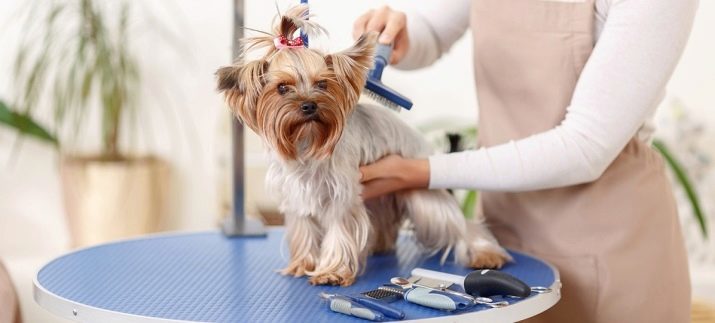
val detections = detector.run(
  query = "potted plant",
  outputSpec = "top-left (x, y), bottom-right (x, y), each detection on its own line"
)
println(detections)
top-left (10, 0), bottom-right (168, 247)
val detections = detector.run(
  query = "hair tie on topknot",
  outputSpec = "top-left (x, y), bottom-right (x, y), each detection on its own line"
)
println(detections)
top-left (274, 35), bottom-right (305, 50)
top-left (239, 4), bottom-right (327, 58)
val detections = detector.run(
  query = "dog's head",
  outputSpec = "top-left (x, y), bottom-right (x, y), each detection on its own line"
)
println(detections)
top-left (216, 5), bottom-right (375, 161)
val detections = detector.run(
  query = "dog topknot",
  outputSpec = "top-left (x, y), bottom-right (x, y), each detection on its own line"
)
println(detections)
top-left (240, 4), bottom-right (328, 59)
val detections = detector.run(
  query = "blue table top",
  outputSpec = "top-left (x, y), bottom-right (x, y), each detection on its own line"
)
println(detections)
top-left (36, 228), bottom-right (556, 322)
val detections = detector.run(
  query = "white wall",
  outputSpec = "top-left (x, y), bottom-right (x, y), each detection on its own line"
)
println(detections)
top-left (1, 0), bottom-right (714, 321)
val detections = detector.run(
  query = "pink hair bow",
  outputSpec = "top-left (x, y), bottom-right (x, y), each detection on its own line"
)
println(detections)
top-left (274, 35), bottom-right (305, 49)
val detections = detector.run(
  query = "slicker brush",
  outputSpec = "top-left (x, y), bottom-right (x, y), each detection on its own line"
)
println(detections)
top-left (363, 44), bottom-right (413, 111)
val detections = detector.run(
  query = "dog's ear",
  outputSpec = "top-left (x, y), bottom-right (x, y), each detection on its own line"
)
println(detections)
top-left (215, 59), bottom-right (268, 130)
top-left (324, 32), bottom-right (376, 105)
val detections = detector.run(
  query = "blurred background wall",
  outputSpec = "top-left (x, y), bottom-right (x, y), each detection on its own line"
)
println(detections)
top-left (0, 0), bottom-right (713, 321)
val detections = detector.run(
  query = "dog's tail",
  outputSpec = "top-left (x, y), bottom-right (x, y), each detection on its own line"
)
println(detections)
top-left (398, 189), bottom-right (511, 266)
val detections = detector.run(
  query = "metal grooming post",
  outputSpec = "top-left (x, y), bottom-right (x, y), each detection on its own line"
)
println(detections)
top-left (222, 0), bottom-right (267, 237)
top-left (300, 0), bottom-right (308, 46)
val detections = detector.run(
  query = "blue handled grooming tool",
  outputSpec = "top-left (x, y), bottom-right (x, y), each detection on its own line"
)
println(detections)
top-left (298, 0), bottom-right (410, 111)
top-left (358, 289), bottom-right (406, 319)
top-left (363, 44), bottom-right (413, 111)
top-left (378, 283), bottom-right (473, 312)
top-left (404, 287), bottom-right (474, 311)
top-left (320, 292), bottom-right (387, 321)
top-left (406, 275), bottom-right (511, 308)
top-left (389, 277), bottom-right (511, 311)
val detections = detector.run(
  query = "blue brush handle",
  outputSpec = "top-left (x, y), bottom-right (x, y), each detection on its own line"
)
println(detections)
top-left (327, 295), bottom-right (386, 321)
top-left (350, 294), bottom-right (405, 320)
top-left (404, 287), bottom-right (473, 311)
top-left (369, 43), bottom-right (392, 81)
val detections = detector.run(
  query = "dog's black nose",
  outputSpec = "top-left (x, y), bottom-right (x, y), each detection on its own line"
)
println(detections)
top-left (301, 101), bottom-right (318, 115)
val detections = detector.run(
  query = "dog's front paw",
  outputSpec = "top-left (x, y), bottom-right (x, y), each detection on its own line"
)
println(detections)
top-left (469, 249), bottom-right (510, 269)
top-left (281, 260), bottom-right (315, 277)
top-left (309, 271), bottom-right (356, 286)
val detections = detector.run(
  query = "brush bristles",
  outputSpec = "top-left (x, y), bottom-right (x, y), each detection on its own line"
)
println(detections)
top-left (363, 89), bottom-right (403, 112)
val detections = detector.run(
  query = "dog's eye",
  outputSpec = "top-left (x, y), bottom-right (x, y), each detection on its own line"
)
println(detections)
top-left (277, 83), bottom-right (289, 95)
top-left (316, 80), bottom-right (328, 90)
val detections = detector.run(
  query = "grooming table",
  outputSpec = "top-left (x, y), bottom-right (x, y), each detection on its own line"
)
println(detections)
top-left (34, 228), bottom-right (560, 322)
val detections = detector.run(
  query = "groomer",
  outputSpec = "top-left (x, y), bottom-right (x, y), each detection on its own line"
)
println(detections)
top-left (355, 0), bottom-right (698, 322)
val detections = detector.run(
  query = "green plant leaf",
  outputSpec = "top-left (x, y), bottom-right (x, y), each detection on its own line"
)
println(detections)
top-left (11, 0), bottom-right (141, 157)
top-left (0, 99), bottom-right (58, 146)
top-left (461, 190), bottom-right (478, 220)
top-left (653, 139), bottom-right (708, 239)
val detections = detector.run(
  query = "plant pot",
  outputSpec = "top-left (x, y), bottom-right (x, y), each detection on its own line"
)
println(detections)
top-left (60, 155), bottom-right (169, 247)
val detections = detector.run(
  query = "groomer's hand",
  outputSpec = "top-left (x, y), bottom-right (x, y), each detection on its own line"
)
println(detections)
top-left (360, 155), bottom-right (430, 200)
top-left (353, 6), bottom-right (409, 65)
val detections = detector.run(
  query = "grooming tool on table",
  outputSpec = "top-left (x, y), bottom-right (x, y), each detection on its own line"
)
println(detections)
top-left (410, 276), bottom-right (509, 308)
top-left (393, 278), bottom-right (509, 309)
top-left (407, 275), bottom-right (453, 289)
top-left (360, 286), bottom-right (405, 319)
top-left (353, 290), bottom-right (405, 320)
top-left (363, 43), bottom-right (413, 111)
top-left (412, 268), bottom-right (550, 298)
top-left (361, 288), bottom-right (402, 303)
top-left (388, 277), bottom-right (478, 311)
top-left (319, 292), bottom-right (387, 321)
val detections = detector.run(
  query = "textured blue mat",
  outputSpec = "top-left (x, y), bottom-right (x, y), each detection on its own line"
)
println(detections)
top-left (37, 229), bottom-right (555, 322)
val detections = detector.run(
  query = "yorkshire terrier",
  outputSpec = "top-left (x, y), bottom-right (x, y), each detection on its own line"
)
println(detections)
top-left (216, 5), bottom-right (509, 286)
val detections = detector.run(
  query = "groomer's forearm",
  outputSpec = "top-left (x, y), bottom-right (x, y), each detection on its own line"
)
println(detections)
top-left (428, 0), bottom-right (697, 192)
top-left (403, 158), bottom-right (431, 189)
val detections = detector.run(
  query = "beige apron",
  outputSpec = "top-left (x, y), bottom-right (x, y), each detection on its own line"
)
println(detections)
top-left (470, 0), bottom-right (691, 322)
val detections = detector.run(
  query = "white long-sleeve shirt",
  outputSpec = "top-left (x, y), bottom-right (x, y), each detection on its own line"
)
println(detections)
top-left (397, 0), bottom-right (698, 191)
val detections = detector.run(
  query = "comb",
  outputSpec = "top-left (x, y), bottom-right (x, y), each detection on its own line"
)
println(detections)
top-left (361, 286), bottom-right (403, 302)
